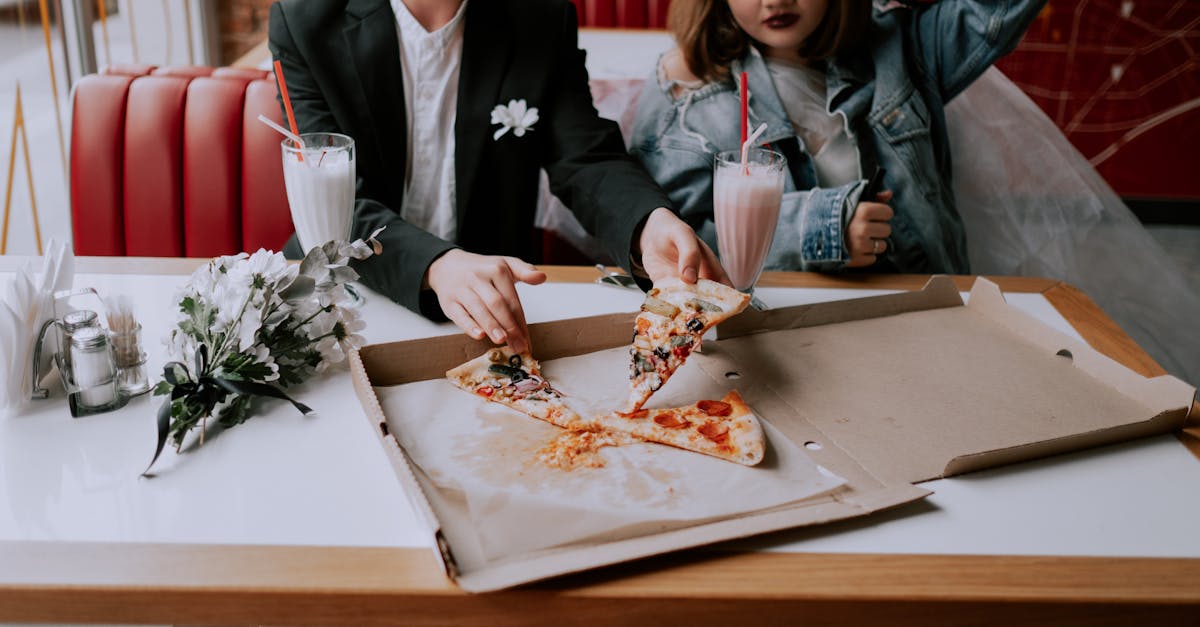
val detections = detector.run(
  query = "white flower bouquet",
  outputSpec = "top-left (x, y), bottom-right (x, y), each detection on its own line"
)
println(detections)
top-left (144, 231), bottom-right (383, 474)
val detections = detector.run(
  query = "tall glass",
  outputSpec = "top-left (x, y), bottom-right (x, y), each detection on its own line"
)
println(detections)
top-left (713, 148), bottom-right (786, 302)
top-left (280, 132), bottom-right (356, 253)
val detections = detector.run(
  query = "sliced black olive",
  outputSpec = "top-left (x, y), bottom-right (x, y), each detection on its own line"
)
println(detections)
top-left (686, 317), bottom-right (704, 333)
top-left (488, 363), bottom-right (528, 381)
top-left (653, 346), bottom-right (670, 360)
top-left (508, 354), bottom-right (522, 367)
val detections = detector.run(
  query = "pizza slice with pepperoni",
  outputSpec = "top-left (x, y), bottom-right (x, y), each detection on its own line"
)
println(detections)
top-left (593, 390), bottom-right (764, 466)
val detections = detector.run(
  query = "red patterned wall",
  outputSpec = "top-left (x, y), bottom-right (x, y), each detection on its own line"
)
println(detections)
top-left (996, 0), bottom-right (1199, 200)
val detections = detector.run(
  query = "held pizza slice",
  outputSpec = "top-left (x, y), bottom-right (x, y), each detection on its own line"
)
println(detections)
top-left (624, 278), bottom-right (750, 412)
top-left (446, 346), bottom-right (585, 429)
top-left (593, 390), bottom-right (765, 466)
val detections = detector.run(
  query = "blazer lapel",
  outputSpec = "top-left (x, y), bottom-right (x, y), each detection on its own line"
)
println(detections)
top-left (455, 1), bottom-right (513, 226)
top-left (343, 0), bottom-right (407, 198)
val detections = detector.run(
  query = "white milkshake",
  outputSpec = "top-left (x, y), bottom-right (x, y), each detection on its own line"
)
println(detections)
top-left (713, 148), bottom-right (786, 292)
top-left (281, 133), bottom-right (356, 252)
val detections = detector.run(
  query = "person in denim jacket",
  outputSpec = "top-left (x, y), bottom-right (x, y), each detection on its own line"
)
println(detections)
top-left (630, 0), bottom-right (1046, 273)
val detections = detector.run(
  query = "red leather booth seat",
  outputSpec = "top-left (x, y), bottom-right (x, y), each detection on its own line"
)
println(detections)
top-left (70, 65), bottom-right (294, 257)
top-left (70, 65), bottom-right (594, 263)
top-left (572, 0), bottom-right (670, 27)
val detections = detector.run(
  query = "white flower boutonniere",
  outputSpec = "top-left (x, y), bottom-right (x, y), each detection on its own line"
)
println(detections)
top-left (490, 99), bottom-right (539, 140)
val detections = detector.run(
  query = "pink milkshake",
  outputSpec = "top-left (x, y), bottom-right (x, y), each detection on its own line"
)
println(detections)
top-left (713, 148), bottom-right (786, 292)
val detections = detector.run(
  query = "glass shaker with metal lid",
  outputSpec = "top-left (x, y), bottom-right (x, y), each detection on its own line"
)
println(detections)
top-left (68, 326), bottom-right (120, 411)
top-left (59, 309), bottom-right (100, 370)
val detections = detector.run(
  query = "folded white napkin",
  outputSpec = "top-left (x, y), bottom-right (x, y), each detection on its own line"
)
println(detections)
top-left (0, 239), bottom-right (75, 417)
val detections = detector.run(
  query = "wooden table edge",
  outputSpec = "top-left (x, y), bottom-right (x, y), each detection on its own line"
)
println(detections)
top-left (1, 542), bottom-right (1197, 626)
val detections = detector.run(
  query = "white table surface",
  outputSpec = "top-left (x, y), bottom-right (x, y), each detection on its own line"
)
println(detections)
top-left (1, 268), bottom-right (1197, 560)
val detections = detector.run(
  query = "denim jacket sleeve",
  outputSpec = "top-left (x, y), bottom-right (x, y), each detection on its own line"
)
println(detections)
top-left (769, 182), bottom-right (863, 271)
top-left (912, 0), bottom-right (1048, 101)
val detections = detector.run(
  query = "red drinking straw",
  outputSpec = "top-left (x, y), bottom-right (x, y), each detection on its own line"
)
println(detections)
top-left (273, 59), bottom-right (303, 160)
top-left (739, 71), bottom-right (748, 148)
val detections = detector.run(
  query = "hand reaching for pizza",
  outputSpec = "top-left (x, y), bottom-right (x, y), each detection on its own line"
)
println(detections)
top-left (636, 208), bottom-right (731, 286)
top-left (426, 249), bottom-right (547, 354)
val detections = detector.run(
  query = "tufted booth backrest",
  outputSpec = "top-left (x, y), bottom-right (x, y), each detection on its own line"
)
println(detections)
top-left (70, 65), bottom-right (294, 257)
top-left (571, 0), bottom-right (671, 27)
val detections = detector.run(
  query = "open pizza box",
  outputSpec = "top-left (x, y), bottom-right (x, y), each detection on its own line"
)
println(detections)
top-left (348, 276), bottom-right (1194, 592)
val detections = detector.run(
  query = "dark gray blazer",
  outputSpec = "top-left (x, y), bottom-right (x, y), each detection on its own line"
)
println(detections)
top-left (269, 0), bottom-right (671, 317)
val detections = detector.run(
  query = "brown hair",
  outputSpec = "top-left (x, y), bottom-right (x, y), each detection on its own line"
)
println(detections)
top-left (668, 0), bottom-right (873, 82)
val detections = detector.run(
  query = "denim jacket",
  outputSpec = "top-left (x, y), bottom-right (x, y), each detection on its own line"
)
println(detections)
top-left (630, 0), bottom-right (1047, 273)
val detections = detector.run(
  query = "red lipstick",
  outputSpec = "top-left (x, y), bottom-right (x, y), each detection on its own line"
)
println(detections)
top-left (764, 13), bottom-right (799, 29)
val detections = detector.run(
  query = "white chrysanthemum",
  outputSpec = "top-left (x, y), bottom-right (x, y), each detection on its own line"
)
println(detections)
top-left (232, 249), bottom-right (293, 291)
top-left (182, 260), bottom-right (220, 302)
top-left (309, 306), bottom-right (365, 367)
top-left (212, 275), bottom-right (252, 326)
top-left (163, 328), bottom-right (195, 363)
top-left (249, 344), bottom-right (280, 382)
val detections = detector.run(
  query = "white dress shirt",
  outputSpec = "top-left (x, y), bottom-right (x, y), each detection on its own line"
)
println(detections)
top-left (766, 58), bottom-right (860, 188)
top-left (392, 0), bottom-right (468, 241)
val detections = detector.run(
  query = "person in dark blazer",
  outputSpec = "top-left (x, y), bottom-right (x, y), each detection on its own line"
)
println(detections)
top-left (269, 0), bottom-right (726, 353)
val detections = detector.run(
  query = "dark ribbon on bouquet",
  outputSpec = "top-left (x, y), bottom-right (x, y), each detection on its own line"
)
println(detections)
top-left (142, 345), bottom-right (313, 476)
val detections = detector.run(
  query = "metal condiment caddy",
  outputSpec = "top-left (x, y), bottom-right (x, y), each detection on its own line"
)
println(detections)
top-left (30, 288), bottom-right (149, 417)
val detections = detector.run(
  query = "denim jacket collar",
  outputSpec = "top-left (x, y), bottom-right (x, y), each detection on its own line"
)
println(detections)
top-left (730, 47), bottom-right (878, 141)
top-left (728, 51), bottom-right (794, 146)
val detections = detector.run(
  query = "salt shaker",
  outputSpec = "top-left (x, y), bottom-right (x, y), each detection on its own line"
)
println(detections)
top-left (60, 309), bottom-right (100, 369)
top-left (69, 326), bottom-right (120, 410)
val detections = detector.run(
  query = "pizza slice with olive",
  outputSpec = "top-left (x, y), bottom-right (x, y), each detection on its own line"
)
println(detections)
top-left (624, 278), bottom-right (750, 413)
top-left (446, 346), bottom-right (586, 430)
top-left (593, 390), bottom-right (764, 466)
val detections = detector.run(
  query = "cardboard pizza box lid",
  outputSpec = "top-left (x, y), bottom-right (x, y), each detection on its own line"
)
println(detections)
top-left (348, 276), bottom-right (1194, 591)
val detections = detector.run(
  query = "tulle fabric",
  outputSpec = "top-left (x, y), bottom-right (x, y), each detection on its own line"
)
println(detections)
top-left (949, 68), bottom-right (1199, 385)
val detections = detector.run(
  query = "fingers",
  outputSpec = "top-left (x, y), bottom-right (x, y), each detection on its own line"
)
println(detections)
top-left (671, 229), bottom-right (702, 284)
top-left (846, 201), bottom-right (895, 267)
top-left (504, 257), bottom-right (548, 286)
top-left (694, 238), bottom-right (732, 286)
top-left (863, 220), bottom-right (892, 240)
top-left (428, 252), bottom-right (538, 354)
top-left (441, 301), bottom-right (486, 341)
top-left (856, 201), bottom-right (894, 222)
top-left (488, 263), bottom-right (533, 354)
top-left (875, 189), bottom-right (894, 203)
top-left (638, 208), bottom-right (734, 286)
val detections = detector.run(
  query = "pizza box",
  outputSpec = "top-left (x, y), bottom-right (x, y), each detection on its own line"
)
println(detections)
top-left (348, 276), bottom-right (1194, 592)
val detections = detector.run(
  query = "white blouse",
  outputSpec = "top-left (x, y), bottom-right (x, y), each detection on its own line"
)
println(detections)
top-left (765, 58), bottom-right (860, 188)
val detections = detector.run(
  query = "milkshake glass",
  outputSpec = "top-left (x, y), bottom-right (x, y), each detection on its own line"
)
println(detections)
top-left (281, 132), bottom-right (356, 252)
top-left (713, 148), bottom-right (786, 297)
